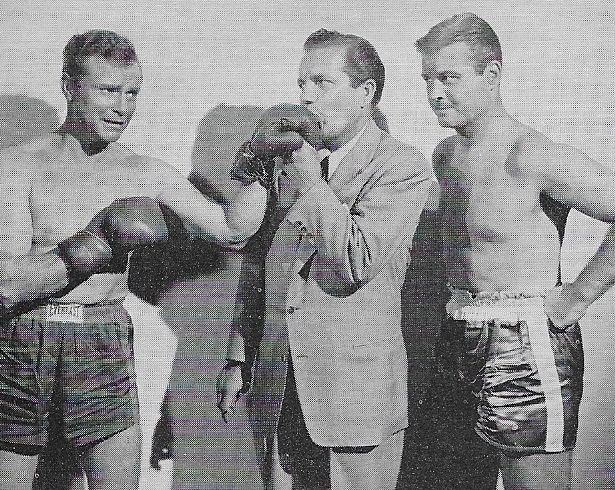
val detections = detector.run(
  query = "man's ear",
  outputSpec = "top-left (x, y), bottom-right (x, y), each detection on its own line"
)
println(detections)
top-left (359, 78), bottom-right (377, 108)
top-left (483, 60), bottom-right (501, 88)
top-left (62, 72), bottom-right (76, 102)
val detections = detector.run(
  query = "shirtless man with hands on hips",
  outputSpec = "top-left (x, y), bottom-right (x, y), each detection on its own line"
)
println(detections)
top-left (417, 12), bottom-right (615, 490)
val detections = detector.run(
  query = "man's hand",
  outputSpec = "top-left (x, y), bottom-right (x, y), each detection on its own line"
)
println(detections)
top-left (283, 143), bottom-right (321, 192)
top-left (216, 362), bottom-right (245, 423)
top-left (544, 283), bottom-right (590, 329)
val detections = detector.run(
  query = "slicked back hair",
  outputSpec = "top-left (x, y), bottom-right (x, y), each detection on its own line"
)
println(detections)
top-left (63, 29), bottom-right (138, 78)
top-left (415, 13), bottom-right (502, 73)
top-left (304, 29), bottom-right (385, 106)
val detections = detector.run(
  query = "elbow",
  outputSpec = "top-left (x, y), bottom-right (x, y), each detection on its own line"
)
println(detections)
top-left (311, 260), bottom-right (365, 297)
top-left (216, 231), bottom-right (252, 251)
top-left (222, 239), bottom-right (249, 251)
top-left (223, 223), bottom-right (261, 250)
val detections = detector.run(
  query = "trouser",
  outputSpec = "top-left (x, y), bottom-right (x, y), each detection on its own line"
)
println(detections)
top-left (257, 358), bottom-right (404, 490)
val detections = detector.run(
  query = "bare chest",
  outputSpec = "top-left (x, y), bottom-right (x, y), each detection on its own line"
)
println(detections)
top-left (30, 164), bottom-right (161, 247)
top-left (440, 147), bottom-right (543, 243)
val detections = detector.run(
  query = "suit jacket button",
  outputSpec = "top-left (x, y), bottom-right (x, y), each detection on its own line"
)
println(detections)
top-left (287, 306), bottom-right (296, 314)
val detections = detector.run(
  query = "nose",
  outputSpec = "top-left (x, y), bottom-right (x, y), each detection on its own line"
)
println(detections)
top-left (112, 93), bottom-right (130, 115)
top-left (427, 79), bottom-right (445, 102)
top-left (300, 81), bottom-right (318, 106)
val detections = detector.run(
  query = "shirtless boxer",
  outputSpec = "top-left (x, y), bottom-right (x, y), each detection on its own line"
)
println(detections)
top-left (0, 30), bottom-right (266, 490)
top-left (416, 13), bottom-right (615, 490)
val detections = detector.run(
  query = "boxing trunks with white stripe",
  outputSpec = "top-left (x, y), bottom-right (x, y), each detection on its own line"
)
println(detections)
top-left (445, 287), bottom-right (584, 454)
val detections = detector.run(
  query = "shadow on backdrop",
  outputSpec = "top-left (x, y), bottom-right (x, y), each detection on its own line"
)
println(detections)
top-left (0, 94), bottom-right (59, 148)
top-left (129, 104), bottom-right (266, 489)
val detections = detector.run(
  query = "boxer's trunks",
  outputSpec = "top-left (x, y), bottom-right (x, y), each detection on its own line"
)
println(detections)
top-left (0, 300), bottom-right (139, 452)
top-left (445, 288), bottom-right (584, 454)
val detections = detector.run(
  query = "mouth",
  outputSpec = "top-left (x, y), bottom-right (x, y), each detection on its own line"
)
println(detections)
top-left (102, 119), bottom-right (126, 129)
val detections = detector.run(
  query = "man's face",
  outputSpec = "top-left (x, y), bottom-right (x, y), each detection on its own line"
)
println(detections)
top-left (421, 42), bottom-right (492, 131)
top-left (67, 55), bottom-right (142, 144)
top-left (298, 45), bottom-right (368, 151)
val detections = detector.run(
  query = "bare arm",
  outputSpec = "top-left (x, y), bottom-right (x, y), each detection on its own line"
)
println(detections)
top-left (539, 142), bottom-right (615, 222)
top-left (545, 224), bottom-right (615, 327)
top-left (0, 154), bottom-right (70, 310)
top-left (152, 161), bottom-right (267, 247)
top-left (529, 138), bottom-right (615, 325)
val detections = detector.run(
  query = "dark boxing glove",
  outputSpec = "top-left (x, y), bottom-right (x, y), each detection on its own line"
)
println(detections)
top-left (249, 103), bottom-right (324, 158)
top-left (230, 141), bottom-right (276, 189)
top-left (55, 197), bottom-right (186, 281)
top-left (230, 104), bottom-right (324, 188)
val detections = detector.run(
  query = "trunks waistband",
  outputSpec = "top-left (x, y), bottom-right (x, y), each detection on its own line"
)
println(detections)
top-left (12, 298), bottom-right (126, 325)
top-left (446, 286), bottom-right (546, 324)
top-left (447, 285), bottom-right (546, 300)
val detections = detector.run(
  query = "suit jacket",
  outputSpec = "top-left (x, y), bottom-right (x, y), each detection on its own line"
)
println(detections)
top-left (228, 119), bottom-right (433, 447)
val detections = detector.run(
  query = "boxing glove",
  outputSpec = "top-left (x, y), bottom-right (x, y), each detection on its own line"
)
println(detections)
top-left (249, 103), bottom-right (324, 159)
top-left (230, 141), bottom-right (276, 189)
top-left (231, 104), bottom-right (324, 188)
top-left (55, 197), bottom-right (185, 280)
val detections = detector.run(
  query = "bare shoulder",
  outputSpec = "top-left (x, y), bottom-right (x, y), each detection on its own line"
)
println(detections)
top-left (114, 144), bottom-right (181, 178)
top-left (118, 147), bottom-right (190, 196)
top-left (509, 125), bottom-right (561, 177)
top-left (0, 135), bottom-right (56, 180)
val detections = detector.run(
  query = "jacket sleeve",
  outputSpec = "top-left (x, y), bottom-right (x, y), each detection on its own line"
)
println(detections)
top-left (225, 197), bottom-right (277, 367)
top-left (285, 142), bottom-right (433, 297)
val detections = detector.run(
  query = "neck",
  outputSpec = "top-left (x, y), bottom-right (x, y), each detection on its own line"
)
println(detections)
top-left (457, 98), bottom-right (507, 141)
top-left (327, 112), bottom-right (370, 152)
top-left (60, 118), bottom-right (109, 156)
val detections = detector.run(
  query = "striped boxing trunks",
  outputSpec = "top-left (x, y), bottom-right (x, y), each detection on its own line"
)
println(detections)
top-left (0, 299), bottom-right (139, 453)
top-left (444, 287), bottom-right (584, 454)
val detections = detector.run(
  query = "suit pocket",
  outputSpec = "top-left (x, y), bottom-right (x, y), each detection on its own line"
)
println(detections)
top-left (350, 333), bottom-right (404, 363)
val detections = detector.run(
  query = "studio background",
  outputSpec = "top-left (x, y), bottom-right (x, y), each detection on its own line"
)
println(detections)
top-left (0, 1), bottom-right (613, 489)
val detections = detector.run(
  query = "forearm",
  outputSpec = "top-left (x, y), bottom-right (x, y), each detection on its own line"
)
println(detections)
top-left (569, 223), bottom-right (615, 306)
top-left (287, 170), bottom-right (432, 293)
top-left (0, 253), bottom-right (70, 309)
top-left (221, 182), bottom-right (268, 246)
top-left (156, 183), bottom-right (266, 247)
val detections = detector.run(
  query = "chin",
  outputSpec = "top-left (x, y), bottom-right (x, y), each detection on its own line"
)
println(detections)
top-left (437, 117), bottom-right (454, 128)
top-left (98, 131), bottom-right (123, 143)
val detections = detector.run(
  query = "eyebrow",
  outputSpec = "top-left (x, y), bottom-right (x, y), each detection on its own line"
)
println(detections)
top-left (421, 69), bottom-right (463, 78)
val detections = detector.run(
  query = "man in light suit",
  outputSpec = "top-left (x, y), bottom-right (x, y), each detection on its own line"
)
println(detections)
top-left (217, 29), bottom-right (433, 489)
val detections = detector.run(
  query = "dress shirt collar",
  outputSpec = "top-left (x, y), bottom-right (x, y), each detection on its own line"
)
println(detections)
top-left (321, 123), bottom-right (368, 180)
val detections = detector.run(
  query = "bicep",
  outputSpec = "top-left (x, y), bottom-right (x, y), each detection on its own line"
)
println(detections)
top-left (541, 144), bottom-right (615, 222)
top-left (156, 178), bottom-right (230, 239)
top-left (143, 160), bottom-right (229, 239)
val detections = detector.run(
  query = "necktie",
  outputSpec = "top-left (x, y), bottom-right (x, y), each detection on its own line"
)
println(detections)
top-left (297, 157), bottom-right (329, 281)
top-left (320, 155), bottom-right (329, 181)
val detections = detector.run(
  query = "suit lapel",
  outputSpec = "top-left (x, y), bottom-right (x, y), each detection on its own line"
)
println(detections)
top-left (327, 119), bottom-right (383, 194)
top-left (279, 119), bottom-right (384, 281)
